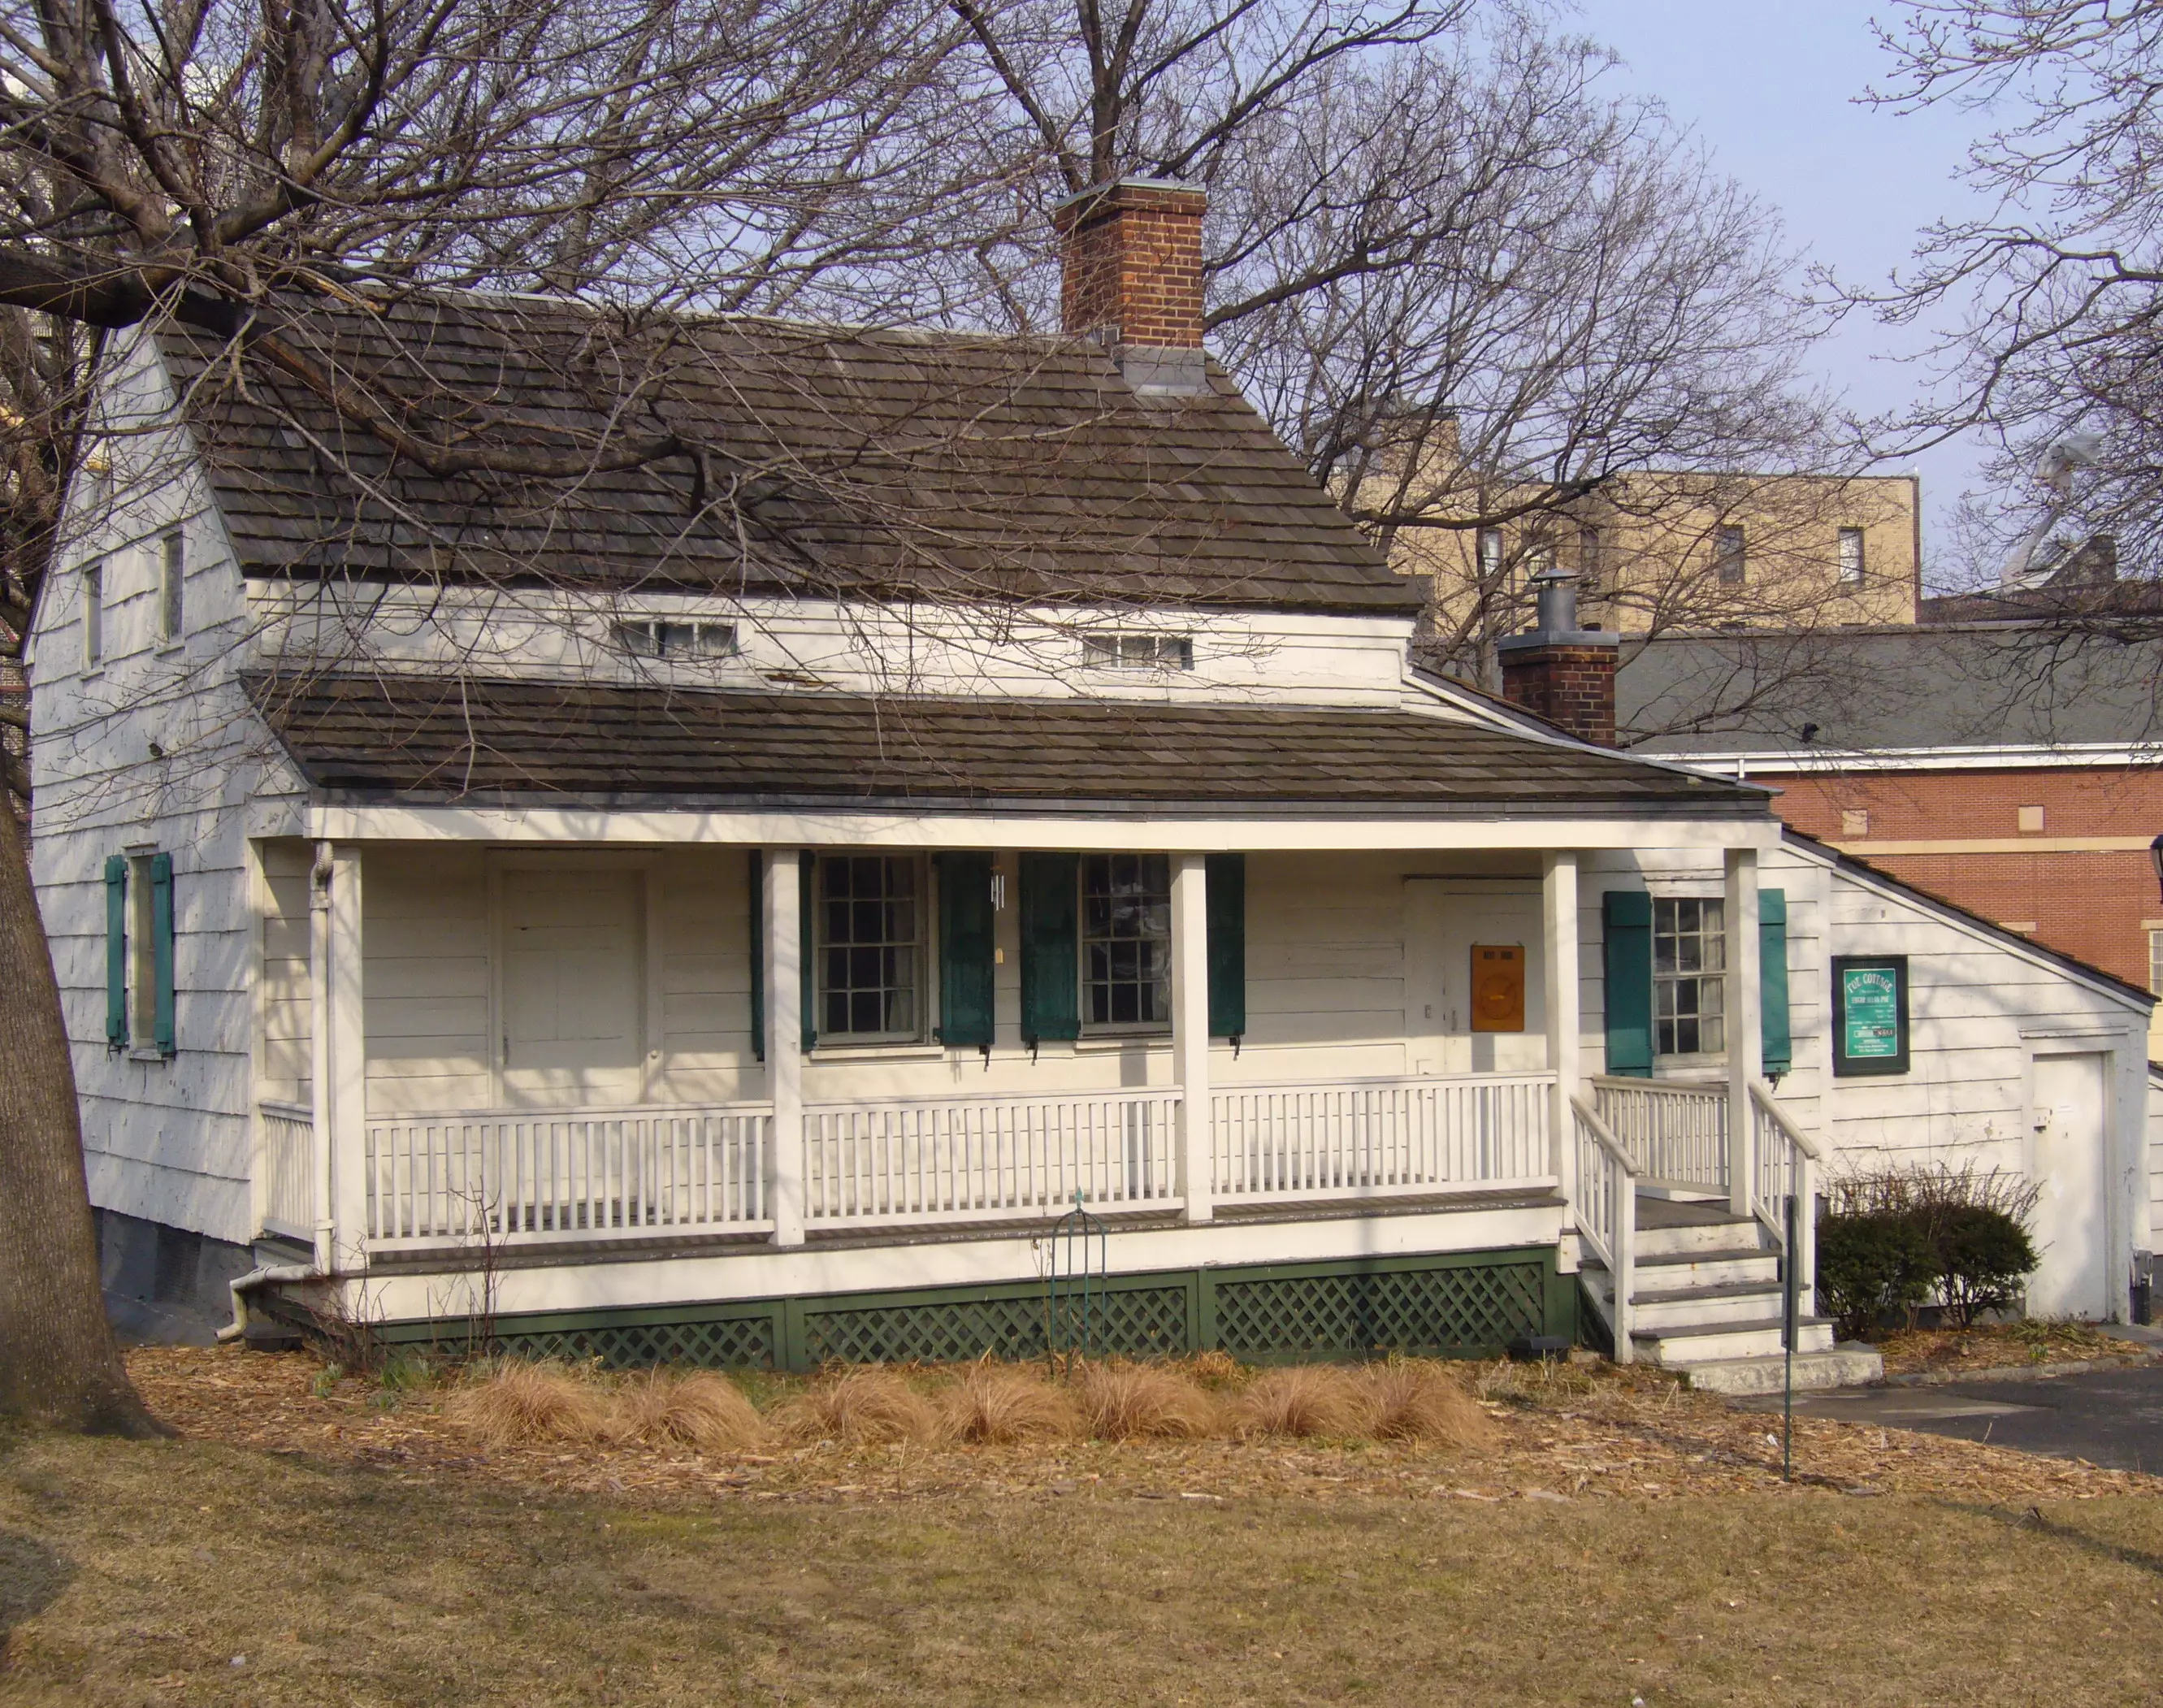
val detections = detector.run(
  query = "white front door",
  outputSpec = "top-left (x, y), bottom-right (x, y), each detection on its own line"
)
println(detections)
top-left (1402, 879), bottom-right (1546, 1076)
top-left (2029, 1051), bottom-right (2110, 1320)
top-left (499, 868), bottom-right (645, 1108)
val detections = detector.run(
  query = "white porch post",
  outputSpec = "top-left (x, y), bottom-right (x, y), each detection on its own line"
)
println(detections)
top-left (1543, 851), bottom-right (1580, 1214)
top-left (1724, 847), bottom-right (1761, 1219)
top-left (326, 843), bottom-right (368, 1272)
top-left (1171, 852), bottom-right (1213, 1224)
top-left (765, 849), bottom-right (806, 1247)
top-left (307, 842), bottom-right (335, 1272)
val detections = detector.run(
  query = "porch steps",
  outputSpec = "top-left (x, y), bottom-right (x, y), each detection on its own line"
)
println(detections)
top-left (1578, 1195), bottom-right (1880, 1394)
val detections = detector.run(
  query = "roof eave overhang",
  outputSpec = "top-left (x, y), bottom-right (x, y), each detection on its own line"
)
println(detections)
top-left (304, 790), bottom-right (1779, 852)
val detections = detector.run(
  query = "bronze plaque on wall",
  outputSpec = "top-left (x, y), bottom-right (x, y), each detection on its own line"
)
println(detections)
top-left (1470, 943), bottom-right (1525, 1033)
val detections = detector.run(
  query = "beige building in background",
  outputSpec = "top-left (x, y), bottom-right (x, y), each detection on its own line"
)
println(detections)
top-left (1398, 470), bottom-right (1922, 646)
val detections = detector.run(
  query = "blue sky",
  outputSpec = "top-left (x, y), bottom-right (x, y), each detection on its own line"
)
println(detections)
top-left (1571, 1), bottom-right (1992, 583)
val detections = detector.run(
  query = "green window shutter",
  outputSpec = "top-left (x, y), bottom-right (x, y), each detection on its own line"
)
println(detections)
top-left (104, 855), bottom-right (127, 1047)
top-left (1601, 889), bottom-right (1654, 1077)
top-left (1206, 852), bottom-right (1246, 1039)
top-left (748, 851), bottom-right (765, 1062)
top-left (934, 852), bottom-right (996, 1048)
top-left (150, 852), bottom-right (176, 1056)
top-left (800, 854), bottom-right (817, 1054)
top-left (1758, 887), bottom-right (1792, 1077)
top-left (1018, 852), bottom-right (1080, 1047)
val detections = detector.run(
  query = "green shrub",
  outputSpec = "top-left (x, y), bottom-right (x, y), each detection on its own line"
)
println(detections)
top-left (1817, 1211), bottom-right (1940, 1340)
top-left (1935, 1204), bottom-right (2037, 1329)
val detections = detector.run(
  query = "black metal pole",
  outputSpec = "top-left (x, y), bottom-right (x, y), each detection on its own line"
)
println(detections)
top-left (1782, 1190), bottom-right (1800, 1482)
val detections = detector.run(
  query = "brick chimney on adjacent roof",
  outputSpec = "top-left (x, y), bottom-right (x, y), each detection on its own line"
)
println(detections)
top-left (1496, 569), bottom-right (1619, 747)
top-left (1053, 177), bottom-right (1208, 392)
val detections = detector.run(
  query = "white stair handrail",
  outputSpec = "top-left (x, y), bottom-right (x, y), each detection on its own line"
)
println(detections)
top-left (1571, 1094), bottom-right (1639, 1363)
top-left (1747, 1077), bottom-right (1820, 1313)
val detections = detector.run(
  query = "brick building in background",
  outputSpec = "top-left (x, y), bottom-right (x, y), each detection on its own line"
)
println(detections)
top-left (1620, 620), bottom-right (2163, 1056)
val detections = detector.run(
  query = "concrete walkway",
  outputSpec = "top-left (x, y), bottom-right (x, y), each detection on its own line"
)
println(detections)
top-left (1736, 1359), bottom-right (2163, 1475)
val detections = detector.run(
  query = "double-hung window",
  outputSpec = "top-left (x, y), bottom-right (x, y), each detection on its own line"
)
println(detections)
top-left (1837, 526), bottom-right (1866, 584)
top-left (1654, 897), bottom-right (1725, 1056)
top-left (814, 854), bottom-right (921, 1041)
top-left (1713, 525), bottom-right (1746, 586)
top-left (1081, 853), bottom-right (1171, 1030)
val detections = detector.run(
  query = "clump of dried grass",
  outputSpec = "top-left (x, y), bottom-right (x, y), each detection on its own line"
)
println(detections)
top-left (609, 1368), bottom-right (769, 1452)
top-left (1182, 1349), bottom-right (1243, 1386)
top-left (1231, 1364), bottom-right (1370, 1439)
top-left (1359, 1359), bottom-right (1496, 1449)
top-left (1074, 1361), bottom-right (1223, 1441)
top-left (777, 1366), bottom-right (940, 1445)
top-left (939, 1362), bottom-right (1079, 1444)
top-left (445, 1359), bottom-right (609, 1449)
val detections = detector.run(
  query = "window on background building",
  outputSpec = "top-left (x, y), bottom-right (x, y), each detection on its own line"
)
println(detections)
top-left (1577, 522), bottom-right (1605, 592)
top-left (1082, 633), bottom-right (1194, 670)
top-left (1477, 527), bottom-right (1504, 589)
top-left (1837, 527), bottom-right (1866, 584)
top-left (2151, 929), bottom-right (2163, 998)
top-left (814, 855), bottom-right (921, 1040)
top-left (82, 561), bottom-right (102, 667)
top-left (1713, 525), bottom-right (1746, 586)
top-left (2018, 804), bottom-right (2045, 833)
top-left (158, 531), bottom-right (184, 642)
top-left (1082, 852), bottom-right (1172, 1030)
top-left (1841, 808), bottom-right (1870, 838)
top-left (1654, 896), bottom-right (1725, 1056)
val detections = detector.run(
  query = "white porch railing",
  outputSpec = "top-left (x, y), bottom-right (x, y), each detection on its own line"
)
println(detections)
top-left (1211, 1072), bottom-right (1556, 1204)
top-left (804, 1088), bottom-right (1181, 1229)
top-left (364, 1105), bottom-right (773, 1250)
top-left (1591, 1075), bottom-right (1727, 1192)
top-left (1749, 1077), bottom-right (1821, 1303)
top-left (260, 1099), bottom-right (314, 1242)
top-left (1571, 1094), bottom-right (1638, 1361)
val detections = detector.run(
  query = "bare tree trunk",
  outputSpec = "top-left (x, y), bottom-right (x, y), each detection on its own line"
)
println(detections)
top-left (0, 796), bottom-right (164, 1437)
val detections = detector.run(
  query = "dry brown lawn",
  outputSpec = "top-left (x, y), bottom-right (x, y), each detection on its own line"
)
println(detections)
top-left (6, 1415), bottom-right (2163, 1706)
top-left (3, 1348), bottom-right (2162, 1704)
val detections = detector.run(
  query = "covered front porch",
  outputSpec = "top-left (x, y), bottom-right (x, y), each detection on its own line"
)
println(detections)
top-left (247, 821), bottom-right (1817, 1372)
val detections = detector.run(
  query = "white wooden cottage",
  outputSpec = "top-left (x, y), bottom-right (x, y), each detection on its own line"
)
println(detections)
top-left (25, 181), bottom-right (2156, 1385)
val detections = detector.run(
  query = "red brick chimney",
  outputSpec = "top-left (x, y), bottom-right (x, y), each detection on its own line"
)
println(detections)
top-left (1053, 178), bottom-right (1207, 390)
top-left (1496, 570), bottom-right (1619, 746)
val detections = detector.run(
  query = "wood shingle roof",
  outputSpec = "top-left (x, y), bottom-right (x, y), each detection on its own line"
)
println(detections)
top-left (157, 292), bottom-right (1420, 617)
top-left (245, 671), bottom-right (1769, 817)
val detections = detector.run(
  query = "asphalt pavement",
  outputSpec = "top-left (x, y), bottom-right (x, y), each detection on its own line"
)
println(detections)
top-left (1736, 1362), bottom-right (2163, 1474)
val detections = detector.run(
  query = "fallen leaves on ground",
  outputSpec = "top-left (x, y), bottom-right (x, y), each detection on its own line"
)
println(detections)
top-left (1876, 1320), bottom-right (2144, 1376)
top-left (123, 1345), bottom-right (2160, 1511)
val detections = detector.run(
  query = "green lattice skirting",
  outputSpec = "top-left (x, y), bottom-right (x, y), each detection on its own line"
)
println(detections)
top-left (372, 1245), bottom-right (1575, 1372)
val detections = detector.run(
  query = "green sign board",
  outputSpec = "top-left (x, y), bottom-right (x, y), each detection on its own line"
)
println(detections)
top-left (1841, 968), bottom-right (1900, 1058)
top-left (1831, 955), bottom-right (1909, 1077)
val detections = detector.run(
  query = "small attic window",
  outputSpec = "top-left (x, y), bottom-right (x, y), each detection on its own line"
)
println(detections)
top-left (614, 619), bottom-right (737, 660)
top-left (1083, 633), bottom-right (1194, 671)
